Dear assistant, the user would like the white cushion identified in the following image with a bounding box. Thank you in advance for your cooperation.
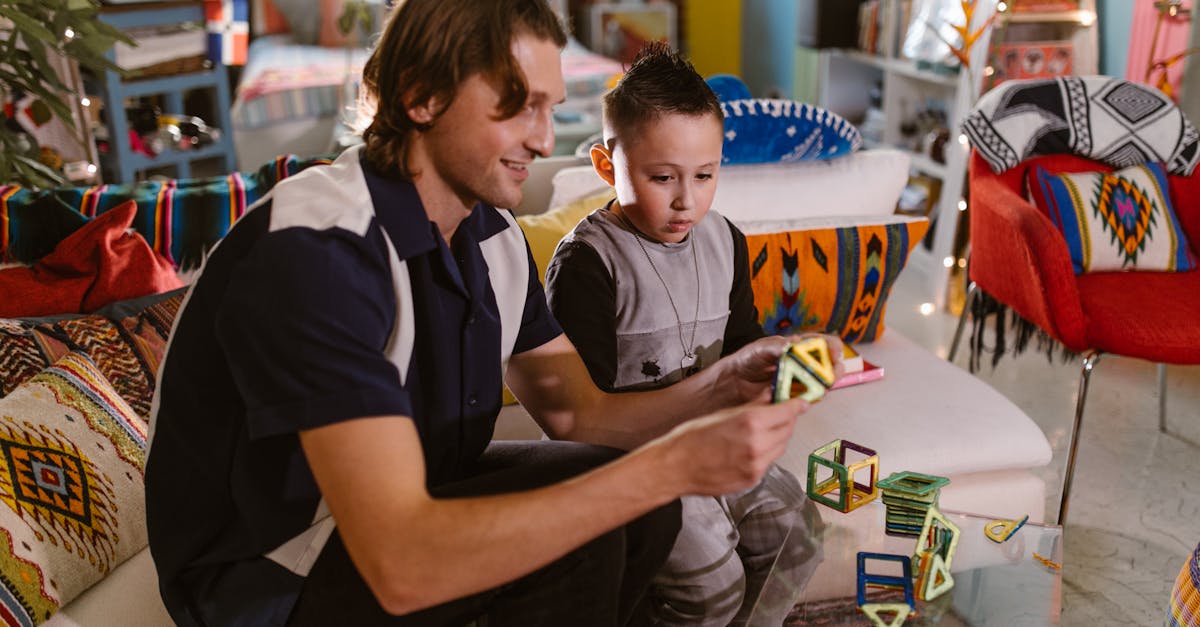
[711,148,910,221]
[774,331,1053,486]
[547,148,911,223]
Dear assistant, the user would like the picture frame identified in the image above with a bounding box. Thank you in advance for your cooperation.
[587,2,677,65]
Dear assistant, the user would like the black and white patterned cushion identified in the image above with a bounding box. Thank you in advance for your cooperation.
[963,76,1200,176]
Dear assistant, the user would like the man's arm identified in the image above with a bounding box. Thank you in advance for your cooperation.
[506,333,791,449]
[300,396,806,615]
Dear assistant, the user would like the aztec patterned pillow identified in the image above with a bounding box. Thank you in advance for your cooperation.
[1028,162,1198,273]
[964,76,1200,176]
[741,216,929,343]
[719,99,862,165]
[0,289,185,418]
[0,153,332,269]
[0,352,149,625]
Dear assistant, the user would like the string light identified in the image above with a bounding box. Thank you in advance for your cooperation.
[958,258,968,268]
[64,27,75,41]
[997,1,1008,12]
[80,97,90,107]
[984,66,995,76]
[957,199,968,211]
[958,134,969,146]
[943,256,955,268]
[86,163,97,174]
[920,303,936,316]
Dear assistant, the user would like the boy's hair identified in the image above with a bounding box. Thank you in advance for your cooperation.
[602,42,723,148]
[360,0,567,178]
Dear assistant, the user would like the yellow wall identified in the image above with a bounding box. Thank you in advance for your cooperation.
[683,0,741,78]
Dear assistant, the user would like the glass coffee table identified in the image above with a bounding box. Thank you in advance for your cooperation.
[750,502,1063,626]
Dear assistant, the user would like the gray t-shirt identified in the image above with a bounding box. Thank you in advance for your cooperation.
[546,205,764,391]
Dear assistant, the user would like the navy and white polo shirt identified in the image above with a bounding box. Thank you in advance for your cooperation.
[144,145,561,626]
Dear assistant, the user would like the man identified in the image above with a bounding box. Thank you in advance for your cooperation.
[145,1,819,625]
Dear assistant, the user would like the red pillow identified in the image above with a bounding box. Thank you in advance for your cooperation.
[0,201,182,317]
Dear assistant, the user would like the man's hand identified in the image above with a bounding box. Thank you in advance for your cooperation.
[710,333,847,406]
[649,396,810,497]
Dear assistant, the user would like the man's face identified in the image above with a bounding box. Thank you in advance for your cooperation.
[421,32,565,211]
[610,113,724,244]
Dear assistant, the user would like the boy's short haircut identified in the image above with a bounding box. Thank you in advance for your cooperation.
[360,0,567,178]
[602,41,724,148]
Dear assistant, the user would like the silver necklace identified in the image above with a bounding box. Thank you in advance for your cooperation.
[619,212,701,374]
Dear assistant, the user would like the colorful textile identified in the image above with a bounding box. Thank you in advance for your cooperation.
[0,352,149,625]
[963,76,1200,176]
[0,290,185,419]
[744,217,928,343]
[232,35,368,130]
[1028,162,1197,273]
[1168,542,1200,627]
[0,153,331,269]
[0,202,182,318]
[720,99,862,165]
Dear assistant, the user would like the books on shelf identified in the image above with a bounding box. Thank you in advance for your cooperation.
[832,343,884,389]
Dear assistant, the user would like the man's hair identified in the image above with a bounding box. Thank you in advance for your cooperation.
[602,42,723,147]
[360,0,567,178]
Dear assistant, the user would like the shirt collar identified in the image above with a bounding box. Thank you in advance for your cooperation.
[359,157,512,255]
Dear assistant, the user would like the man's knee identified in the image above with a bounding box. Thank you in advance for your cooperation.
[649,553,746,626]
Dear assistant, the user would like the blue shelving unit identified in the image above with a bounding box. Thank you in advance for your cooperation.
[97,2,236,182]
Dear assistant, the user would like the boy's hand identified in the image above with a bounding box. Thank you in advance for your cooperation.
[711,333,846,406]
[651,396,809,497]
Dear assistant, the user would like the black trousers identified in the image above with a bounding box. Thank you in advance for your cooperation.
[286,441,681,627]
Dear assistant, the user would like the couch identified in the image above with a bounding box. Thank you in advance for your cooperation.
[0,147,1050,625]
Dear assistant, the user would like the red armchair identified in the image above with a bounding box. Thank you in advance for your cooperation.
[949,151,1200,524]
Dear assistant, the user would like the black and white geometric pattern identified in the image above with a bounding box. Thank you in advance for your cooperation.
[962,76,1200,176]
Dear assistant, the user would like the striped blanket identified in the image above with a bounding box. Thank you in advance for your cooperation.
[1168,542,1200,627]
[1,154,331,270]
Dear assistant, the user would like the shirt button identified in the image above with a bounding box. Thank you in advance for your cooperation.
[467,395,478,407]
[467,315,476,325]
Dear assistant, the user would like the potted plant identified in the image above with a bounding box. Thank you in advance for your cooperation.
[0,0,132,189]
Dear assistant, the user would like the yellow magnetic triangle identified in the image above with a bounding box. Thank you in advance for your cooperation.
[915,505,961,570]
[790,337,835,387]
[775,356,827,403]
[983,515,1029,543]
[921,552,955,601]
[860,602,912,627]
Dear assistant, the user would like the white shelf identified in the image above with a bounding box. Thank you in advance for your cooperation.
[833,49,959,88]
[1001,9,1096,24]
[905,150,949,177]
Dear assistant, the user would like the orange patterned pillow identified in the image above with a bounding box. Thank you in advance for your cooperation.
[742,216,929,343]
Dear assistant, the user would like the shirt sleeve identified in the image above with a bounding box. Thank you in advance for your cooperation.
[544,239,619,392]
[723,218,767,355]
[513,238,564,354]
[215,227,412,440]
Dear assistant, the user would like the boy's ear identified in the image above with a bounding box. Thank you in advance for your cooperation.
[406,93,440,127]
[590,143,617,187]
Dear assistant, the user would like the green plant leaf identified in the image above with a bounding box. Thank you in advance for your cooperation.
[28,99,52,125]
[14,154,65,188]
[0,6,60,46]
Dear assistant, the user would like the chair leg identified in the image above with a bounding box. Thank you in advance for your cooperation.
[1058,350,1102,526]
[1158,363,1168,433]
[947,281,978,363]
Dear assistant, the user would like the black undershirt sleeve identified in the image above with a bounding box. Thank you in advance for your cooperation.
[544,239,620,392]
[722,218,767,355]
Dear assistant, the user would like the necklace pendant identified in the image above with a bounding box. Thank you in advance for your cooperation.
[681,352,697,374]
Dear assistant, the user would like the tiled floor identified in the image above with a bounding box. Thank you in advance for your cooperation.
[885,267,1200,626]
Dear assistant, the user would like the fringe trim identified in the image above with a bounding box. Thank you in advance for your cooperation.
[967,290,1080,373]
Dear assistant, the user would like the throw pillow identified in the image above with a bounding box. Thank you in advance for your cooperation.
[0,289,186,418]
[0,201,182,318]
[739,215,930,343]
[1027,162,1198,273]
[720,99,862,165]
[0,352,148,625]
[517,188,617,282]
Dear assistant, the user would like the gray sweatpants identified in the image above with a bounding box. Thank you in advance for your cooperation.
[645,465,824,626]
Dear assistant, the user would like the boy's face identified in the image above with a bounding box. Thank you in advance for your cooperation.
[596,113,724,244]
[417,32,564,212]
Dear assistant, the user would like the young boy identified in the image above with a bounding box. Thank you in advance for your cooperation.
[545,43,824,626]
